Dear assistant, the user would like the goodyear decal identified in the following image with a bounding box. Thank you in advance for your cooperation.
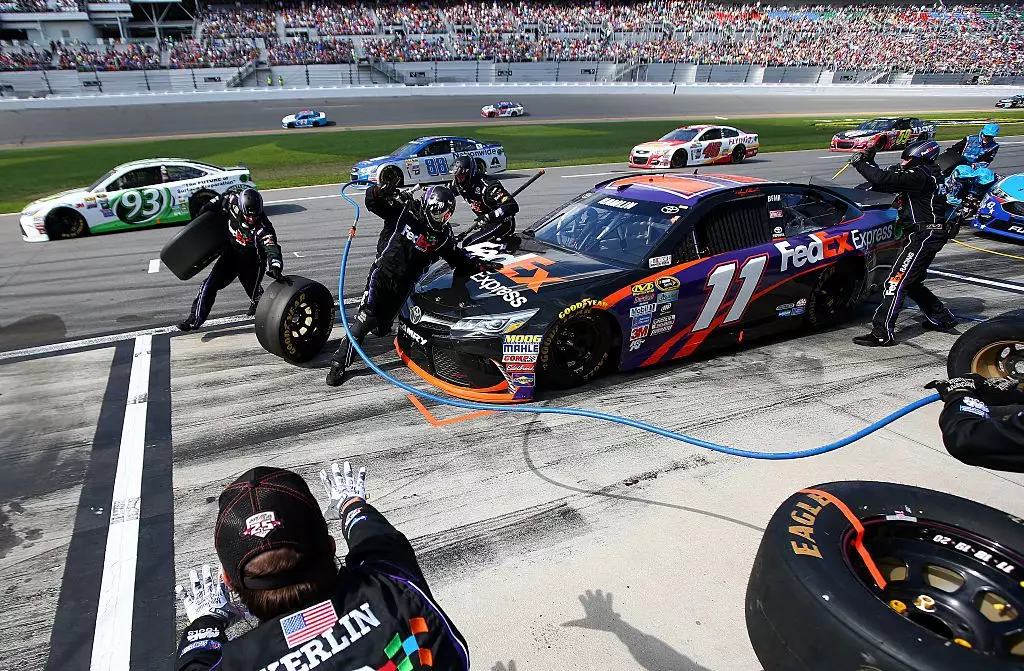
[558,298,608,320]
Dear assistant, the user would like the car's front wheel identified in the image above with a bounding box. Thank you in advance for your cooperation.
[378,165,404,187]
[286,122,295,128]
[807,261,864,328]
[538,309,614,390]
[45,208,88,240]
[670,151,687,168]
[475,158,487,175]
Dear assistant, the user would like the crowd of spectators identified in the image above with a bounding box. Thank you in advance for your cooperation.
[281,3,375,35]
[0,45,51,70]
[54,42,161,70]
[168,39,259,68]
[376,1,448,33]
[200,7,276,39]
[0,0,79,12]
[267,38,356,64]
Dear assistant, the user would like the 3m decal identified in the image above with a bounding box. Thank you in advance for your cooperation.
[630,325,650,340]
[693,255,769,331]
[655,276,680,291]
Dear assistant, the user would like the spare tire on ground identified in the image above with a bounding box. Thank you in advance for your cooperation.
[254,275,335,363]
[745,480,1024,671]
[160,210,228,280]
[947,309,1024,381]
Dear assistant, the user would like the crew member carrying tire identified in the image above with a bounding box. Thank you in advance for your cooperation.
[179,187,284,331]
[449,156,520,248]
[326,185,502,387]
[925,374,1024,472]
[949,122,1000,167]
[174,461,469,670]
[849,140,958,347]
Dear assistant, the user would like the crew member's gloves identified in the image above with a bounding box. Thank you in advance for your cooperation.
[175,564,239,625]
[851,147,877,165]
[267,259,283,280]
[928,374,1024,404]
[377,170,400,194]
[477,259,503,273]
[320,461,367,520]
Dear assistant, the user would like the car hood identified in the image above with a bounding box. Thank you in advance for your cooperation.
[481,105,496,110]
[996,174,1024,200]
[354,155,397,169]
[414,241,625,316]
[23,187,89,212]
[281,114,297,122]
[633,140,688,152]
[834,129,881,139]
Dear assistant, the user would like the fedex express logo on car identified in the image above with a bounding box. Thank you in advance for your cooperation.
[775,225,894,271]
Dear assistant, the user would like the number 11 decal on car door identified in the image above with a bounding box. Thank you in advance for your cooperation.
[693,255,768,331]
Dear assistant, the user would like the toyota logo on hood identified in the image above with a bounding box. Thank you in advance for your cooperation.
[410,306,423,324]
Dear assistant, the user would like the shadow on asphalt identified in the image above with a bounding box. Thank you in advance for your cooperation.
[0,314,66,351]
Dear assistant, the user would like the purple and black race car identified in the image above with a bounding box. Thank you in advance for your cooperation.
[395,173,906,403]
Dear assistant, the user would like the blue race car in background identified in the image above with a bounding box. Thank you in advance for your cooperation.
[281,109,328,128]
[974,174,1024,242]
[349,135,508,187]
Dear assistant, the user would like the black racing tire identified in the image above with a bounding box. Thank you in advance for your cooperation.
[538,307,614,390]
[510,110,519,117]
[254,275,335,364]
[475,158,487,175]
[44,208,88,240]
[806,261,864,328]
[378,165,404,188]
[670,151,687,169]
[946,310,1024,381]
[746,480,1024,671]
[286,122,295,128]
[188,189,219,221]
[159,210,228,281]
[731,144,746,164]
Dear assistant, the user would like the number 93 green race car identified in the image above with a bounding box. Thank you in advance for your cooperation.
[19,158,255,242]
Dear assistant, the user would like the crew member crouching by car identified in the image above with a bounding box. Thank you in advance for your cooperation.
[925,375,1024,472]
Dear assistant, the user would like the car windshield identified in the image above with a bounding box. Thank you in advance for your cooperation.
[531,192,680,266]
[390,141,423,158]
[88,169,117,191]
[659,129,700,142]
[856,119,894,131]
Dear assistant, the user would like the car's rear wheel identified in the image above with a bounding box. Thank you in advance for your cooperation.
[45,208,88,240]
[670,151,687,168]
[947,310,1024,381]
[188,190,219,221]
[807,262,864,328]
[731,145,746,164]
[378,166,404,188]
[475,158,487,175]
[538,309,614,390]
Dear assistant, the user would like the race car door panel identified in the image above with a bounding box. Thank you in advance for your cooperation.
[417,140,454,180]
[690,128,724,164]
[104,167,172,225]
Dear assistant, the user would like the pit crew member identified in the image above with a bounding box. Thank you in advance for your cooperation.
[326,185,501,386]
[178,187,283,331]
[925,375,1024,472]
[174,462,470,670]
[449,156,520,247]
[850,140,957,346]
[949,122,1000,166]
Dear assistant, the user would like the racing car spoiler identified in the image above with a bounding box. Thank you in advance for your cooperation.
[807,177,899,210]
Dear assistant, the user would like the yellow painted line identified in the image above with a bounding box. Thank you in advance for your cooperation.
[952,237,1024,261]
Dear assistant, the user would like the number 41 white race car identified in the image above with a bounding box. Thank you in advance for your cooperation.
[629,125,760,169]
[20,158,255,242]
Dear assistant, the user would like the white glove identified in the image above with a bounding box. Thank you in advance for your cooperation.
[320,461,367,520]
[175,563,237,625]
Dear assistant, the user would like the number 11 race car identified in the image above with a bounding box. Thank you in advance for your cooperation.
[396,173,905,402]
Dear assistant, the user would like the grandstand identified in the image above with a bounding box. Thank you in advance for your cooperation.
[2,1,1023,96]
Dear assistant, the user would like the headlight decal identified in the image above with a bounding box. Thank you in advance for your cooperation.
[450,308,539,339]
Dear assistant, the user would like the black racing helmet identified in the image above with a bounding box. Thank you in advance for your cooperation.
[236,188,264,228]
[900,139,941,166]
[421,185,456,229]
[452,155,477,188]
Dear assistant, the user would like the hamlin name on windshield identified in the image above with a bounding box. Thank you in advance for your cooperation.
[471,271,527,308]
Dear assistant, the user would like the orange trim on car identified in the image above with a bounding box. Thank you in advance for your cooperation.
[394,340,527,404]
[601,259,703,307]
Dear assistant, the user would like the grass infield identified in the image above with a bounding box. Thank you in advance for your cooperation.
[2,110,1023,212]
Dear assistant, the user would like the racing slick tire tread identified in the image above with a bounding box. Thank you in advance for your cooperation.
[538,308,615,390]
[806,261,864,329]
[670,151,687,169]
[379,166,404,188]
[159,210,228,281]
[731,145,746,164]
[188,189,219,221]
[946,309,1024,380]
[745,480,1024,671]
[44,207,89,240]
[475,158,487,175]
[254,275,335,364]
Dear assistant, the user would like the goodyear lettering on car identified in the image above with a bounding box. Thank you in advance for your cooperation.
[787,492,833,558]
[558,298,608,320]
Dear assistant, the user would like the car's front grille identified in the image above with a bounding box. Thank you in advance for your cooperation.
[1003,201,1024,216]
[432,347,470,386]
[630,154,651,165]
[835,140,855,149]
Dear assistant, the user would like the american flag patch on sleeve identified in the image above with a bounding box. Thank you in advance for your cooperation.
[280,600,338,648]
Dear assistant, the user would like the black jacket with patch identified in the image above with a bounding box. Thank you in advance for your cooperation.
[201,192,283,268]
[175,501,469,671]
[939,394,1024,473]
[853,159,947,232]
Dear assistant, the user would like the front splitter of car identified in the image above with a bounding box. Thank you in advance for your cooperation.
[394,339,528,403]
[19,213,49,242]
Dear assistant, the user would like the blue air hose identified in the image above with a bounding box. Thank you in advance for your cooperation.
[337,181,941,460]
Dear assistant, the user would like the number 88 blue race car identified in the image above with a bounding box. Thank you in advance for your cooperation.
[350,136,508,187]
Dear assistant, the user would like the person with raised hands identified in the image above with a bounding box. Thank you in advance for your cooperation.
[174,462,469,670]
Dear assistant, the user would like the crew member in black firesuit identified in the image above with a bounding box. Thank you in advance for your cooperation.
[925,374,1024,472]
[850,140,958,347]
[174,461,469,670]
[178,187,284,331]
[326,183,502,386]
[449,155,520,248]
